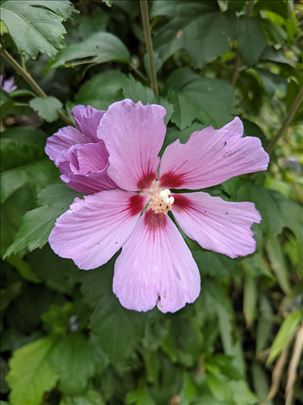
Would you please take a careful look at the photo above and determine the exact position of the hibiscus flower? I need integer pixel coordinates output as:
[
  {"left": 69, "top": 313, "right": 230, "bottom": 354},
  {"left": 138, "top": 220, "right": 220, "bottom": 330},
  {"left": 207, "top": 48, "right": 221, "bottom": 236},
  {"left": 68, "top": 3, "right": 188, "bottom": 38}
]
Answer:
[
  {"left": 45, "top": 105, "right": 115, "bottom": 193},
  {"left": 47, "top": 99, "right": 269, "bottom": 313},
  {"left": 0, "top": 74, "right": 17, "bottom": 93}
]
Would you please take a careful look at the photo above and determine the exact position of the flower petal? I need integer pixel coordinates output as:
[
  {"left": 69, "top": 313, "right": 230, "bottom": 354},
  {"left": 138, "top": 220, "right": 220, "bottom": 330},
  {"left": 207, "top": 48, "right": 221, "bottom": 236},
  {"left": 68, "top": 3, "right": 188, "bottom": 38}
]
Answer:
[
  {"left": 172, "top": 192, "right": 261, "bottom": 259},
  {"left": 58, "top": 142, "right": 116, "bottom": 194},
  {"left": 45, "top": 126, "right": 90, "bottom": 164},
  {"left": 113, "top": 210, "right": 200, "bottom": 313},
  {"left": 159, "top": 117, "right": 269, "bottom": 189},
  {"left": 72, "top": 105, "right": 104, "bottom": 141},
  {"left": 97, "top": 99, "right": 167, "bottom": 191},
  {"left": 49, "top": 190, "right": 146, "bottom": 270}
]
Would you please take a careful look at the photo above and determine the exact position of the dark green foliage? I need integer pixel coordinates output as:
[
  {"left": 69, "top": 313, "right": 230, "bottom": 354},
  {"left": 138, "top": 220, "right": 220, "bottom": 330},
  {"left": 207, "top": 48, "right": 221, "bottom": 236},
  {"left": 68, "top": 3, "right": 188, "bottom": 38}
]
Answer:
[{"left": 1, "top": 1, "right": 302, "bottom": 404}]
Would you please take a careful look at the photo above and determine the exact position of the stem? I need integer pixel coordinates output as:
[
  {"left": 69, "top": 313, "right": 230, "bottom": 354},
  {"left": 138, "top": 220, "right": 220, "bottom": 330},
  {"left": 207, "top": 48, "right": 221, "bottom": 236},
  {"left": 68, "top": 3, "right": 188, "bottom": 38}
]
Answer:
[
  {"left": 230, "top": 0, "right": 254, "bottom": 86},
  {"left": 230, "top": 55, "right": 241, "bottom": 86},
  {"left": 130, "top": 63, "right": 148, "bottom": 83},
  {"left": 267, "top": 87, "right": 303, "bottom": 154},
  {"left": 1, "top": 47, "right": 71, "bottom": 125},
  {"left": 247, "top": 0, "right": 254, "bottom": 16},
  {"left": 140, "top": 0, "right": 158, "bottom": 95}
]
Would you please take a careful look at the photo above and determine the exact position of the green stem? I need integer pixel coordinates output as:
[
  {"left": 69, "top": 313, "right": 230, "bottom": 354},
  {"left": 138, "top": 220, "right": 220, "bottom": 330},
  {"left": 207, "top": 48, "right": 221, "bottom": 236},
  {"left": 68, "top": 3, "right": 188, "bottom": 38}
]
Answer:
[
  {"left": 267, "top": 87, "right": 303, "bottom": 154},
  {"left": 0, "top": 47, "right": 71, "bottom": 125},
  {"left": 140, "top": 0, "right": 158, "bottom": 95}
]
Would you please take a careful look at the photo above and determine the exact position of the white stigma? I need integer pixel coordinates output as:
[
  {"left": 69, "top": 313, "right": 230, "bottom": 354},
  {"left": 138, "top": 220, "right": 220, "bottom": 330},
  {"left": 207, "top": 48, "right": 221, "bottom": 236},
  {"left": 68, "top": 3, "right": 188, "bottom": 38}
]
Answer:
[{"left": 159, "top": 189, "right": 174, "bottom": 204}]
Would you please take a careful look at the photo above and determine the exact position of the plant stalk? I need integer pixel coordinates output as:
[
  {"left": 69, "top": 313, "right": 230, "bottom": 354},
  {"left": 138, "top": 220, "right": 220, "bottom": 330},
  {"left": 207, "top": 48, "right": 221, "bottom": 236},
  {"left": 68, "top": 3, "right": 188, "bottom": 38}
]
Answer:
[
  {"left": 1, "top": 47, "right": 71, "bottom": 125},
  {"left": 267, "top": 87, "right": 303, "bottom": 154},
  {"left": 140, "top": 0, "right": 158, "bottom": 95}
]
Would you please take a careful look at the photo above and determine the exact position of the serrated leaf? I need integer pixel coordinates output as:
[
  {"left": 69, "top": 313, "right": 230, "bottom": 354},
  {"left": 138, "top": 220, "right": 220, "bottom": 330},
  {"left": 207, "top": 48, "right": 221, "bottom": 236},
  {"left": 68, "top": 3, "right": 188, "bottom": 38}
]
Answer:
[
  {"left": 7, "top": 336, "right": 59, "bottom": 405},
  {"left": 51, "top": 334, "right": 95, "bottom": 395},
  {"left": 52, "top": 32, "right": 130, "bottom": 68},
  {"left": 0, "top": 0, "right": 76, "bottom": 59},
  {"left": 0, "top": 160, "right": 58, "bottom": 203},
  {"left": 4, "top": 185, "right": 78, "bottom": 258},
  {"left": 29, "top": 96, "right": 63, "bottom": 123},
  {"left": 267, "top": 310, "right": 302, "bottom": 364},
  {"left": 81, "top": 262, "right": 146, "bottom": 365},
  {"left": 237, "top": 17, "right": 266, "bottom": 65}
]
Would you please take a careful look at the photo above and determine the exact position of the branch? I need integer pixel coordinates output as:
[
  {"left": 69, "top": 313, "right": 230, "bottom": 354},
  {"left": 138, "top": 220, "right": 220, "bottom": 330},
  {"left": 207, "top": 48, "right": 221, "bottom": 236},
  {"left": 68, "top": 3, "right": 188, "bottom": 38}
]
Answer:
[
  {"left": 1, "top": 47, "right": 71, "bottom": 125},
  {"left": 267, "top": 86, "right": 303, "bottom": 154},
  {"left": 140, "top": 0, "right": 158, "bottom": 95}
]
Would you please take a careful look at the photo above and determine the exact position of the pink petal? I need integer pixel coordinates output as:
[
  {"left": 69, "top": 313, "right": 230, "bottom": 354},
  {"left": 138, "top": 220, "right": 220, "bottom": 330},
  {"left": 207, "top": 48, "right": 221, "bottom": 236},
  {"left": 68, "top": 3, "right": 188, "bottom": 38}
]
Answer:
[
  {"left": 72, "top": 105, "right": 104, "bottom": 141},
  {"left": 45, "top": 126, "right": 90, "bottom": 164},
  {"left": 159, "top": 117, "right": 269, "bottom": 189},
  {"left": 58, "top": 142, "right": 116, "bottom": 193},
  {"left": 113, "top": 210, "right": 200, "bottom": 313},
  {"left": 97, "top": 99, "right": 167, "bottom": 191},
  {"left": 49, "top": 190, "right": 146, "bottom": 270},
  {"left": 172, "top": 192, "right": 261, "bottom": 259}
]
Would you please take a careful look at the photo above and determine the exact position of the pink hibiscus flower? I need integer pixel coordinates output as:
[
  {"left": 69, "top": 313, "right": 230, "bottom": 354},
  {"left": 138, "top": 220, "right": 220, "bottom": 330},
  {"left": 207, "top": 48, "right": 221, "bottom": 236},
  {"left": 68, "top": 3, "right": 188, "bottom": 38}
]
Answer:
[
  {"left": 47, "top": 99, "right": 269, "bottom": 313},
  {"left": 45, "top": 105, "right": 116, "bottom": 194}
]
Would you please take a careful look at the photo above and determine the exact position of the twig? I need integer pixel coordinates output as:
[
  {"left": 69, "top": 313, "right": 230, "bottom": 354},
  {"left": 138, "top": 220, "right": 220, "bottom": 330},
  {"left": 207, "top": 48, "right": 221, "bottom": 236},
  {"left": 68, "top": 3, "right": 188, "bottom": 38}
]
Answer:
[
  {"left": 247, "top": 0, "right": 254, "bottom": 16},
  {"left": 0, "top": 47, "right": 71, "bottom": 125},
  {"left": 267, "top": 87, "right": 303, "bottom": 154},
  {"left": 267, "top": 344, "right": 289, "bottom": 401},
  {"left": 285, "top": 326, "right": 303, "bottom": 405},
  {"left": 230, "top": 55, "right": 242, "bottom": 86},
  {"left": 140, "top": 0, "right": 158, "bottom": 95}
]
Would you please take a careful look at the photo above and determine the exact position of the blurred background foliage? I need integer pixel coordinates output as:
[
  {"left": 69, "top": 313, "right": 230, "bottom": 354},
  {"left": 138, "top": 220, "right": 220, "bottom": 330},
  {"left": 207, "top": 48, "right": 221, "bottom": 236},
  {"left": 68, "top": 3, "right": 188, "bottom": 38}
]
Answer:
[{"left": 0, "top": 0, "right": 302, "bottom": 404}]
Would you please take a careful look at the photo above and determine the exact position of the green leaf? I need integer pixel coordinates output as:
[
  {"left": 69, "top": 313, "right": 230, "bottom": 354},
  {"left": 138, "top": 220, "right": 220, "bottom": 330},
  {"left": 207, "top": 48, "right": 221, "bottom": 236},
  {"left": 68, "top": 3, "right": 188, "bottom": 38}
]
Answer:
[
  {"left": 4, "top": 184, "right": 78, "bottom": 258},
  {"left": 0, "top": 89, "right": 14, "bottom": 117},
  {"left": 256, "top": 296, "right": 273, "bottom": 354},
  {"left": 266, "top": 237, "right": 290, "bottom": 294},
  {"left": 0, "top": 0, "right": 76, "bottom": 59},
  {"left": 51, "top": 334, "right": 95, "bottom": 395},
  {"left": 0, "top": 160, "right": 58, "bottom": 203},
  {"left": 126, "top": 387, "right": 155, "bottom": 405},
  {"left": 0, "top": 127, "right": 47, "bottom": 171},
  {"left": 122, "top": 76, "right": 174, "bottom": 123},
  {"left": 237, "top": 17, "right": 266, "bottom": 65},
  {"left": 184, "top": 12, "right": 236, "bottom": 68},
  {"left": 243, "top": 273, "right": 257, "bottom": 328},
  {"left": 0, "top": 186, "right": 35, "bottom": 257},
  {"left": 229, "top": 380, "right": 257, "bottom": 405},
  {"left": 267, "top": 310, "right": 302, "bottom": 364},
  {"left": 75, "top": 70, "right": 128, "bottom": 109},
  {"left": 167, "top": 68, "right": 235, "bottom": 128},
  {"left": 233, "top": 184, "right": 287, "bottom": 238},
  {"left": 29, "top": 96, "right": 63, "bottom": 123},
  {"left": 60, "top": 390, "right": 105, "bottom": 405},
  {"left": 7, "top": 336, "right": 59, "bottom": 405},
  {"left": 81, "top": 262, "right": 146, "bottom": 365},
  {"left": 52, "top": 32, "right": 130, "bottom": 68},
  {"left": 6, "top": 255, "right": 40, "bottom": 283}
]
